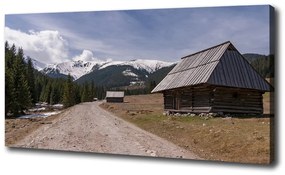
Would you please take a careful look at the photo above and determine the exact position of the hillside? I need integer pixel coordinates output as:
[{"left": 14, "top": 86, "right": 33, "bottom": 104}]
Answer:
[
  {"left": 41, "top": 59, "right": 175, "bottom": 81},
  {"left": 243, "top": 53, "right": 274, "bottom": 78},
  {"left": 26, "top": 53, "right": 273, "bottom": 91},
  {"left": 75, "top": 65, "right": 149, "bottom": 87},
  {"left": 147, "top": 64, "right": 176, "bottom": 84},
  {"left": 243, "top": 53, "right": 267, "bottom": 62}
]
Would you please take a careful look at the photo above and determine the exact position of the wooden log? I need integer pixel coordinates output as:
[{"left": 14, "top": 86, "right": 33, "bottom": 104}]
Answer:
[
  {"left": 213, "top": 94, "right": 262, "bottom": 99},
  {"left": 212, "top": 103, "right": 262, "bottom": 108},
  {"left": 213, "top": 97, "right": 262, "bottom": 101},
  {"left": 212, "top": 108, "right": 262, "bottom": 114},
  {"left": 212, "top": 105, "right": 262, "bottom": 111},
  {"left": 213, "top": 100, "right": 263, "bottom": 105}
]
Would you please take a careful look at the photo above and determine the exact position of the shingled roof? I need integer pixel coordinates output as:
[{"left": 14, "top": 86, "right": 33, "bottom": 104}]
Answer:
[
  {"left": 106, "top": 91, "right": 124, "bottom": 98},
  {"left": 152, "top": 41, "right": 271, "bottom": 93}
]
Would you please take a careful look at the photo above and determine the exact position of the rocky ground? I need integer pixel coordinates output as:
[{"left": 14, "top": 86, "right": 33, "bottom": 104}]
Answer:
[{"left": 7, "top": 101, "right": 199, "bottom": 160}]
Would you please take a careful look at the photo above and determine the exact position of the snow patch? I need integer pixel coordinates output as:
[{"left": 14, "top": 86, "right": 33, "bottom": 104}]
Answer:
[
  {"left": 28, "top": 107, "right": 46, "bottom": 112},
  {"left": 24, "top": 56, "right": 47, "bottom": 71},
  {"left": 52, "top": 104, "right": 64, "bottom": 108},
  {"left": 43, "top": 60, "right": 103, "bottom": 80},
  {"left": 18, "top": 111, "right": 62, "bottom": 119},
  {"left": 130, "top": 81, "right": 145, "bottom": 86},
  {"left": 99, "top": 59, "right": 174, "bottom": 73},
  {"left": 122, "top": 69, "right": 138, "bottom": 77}
]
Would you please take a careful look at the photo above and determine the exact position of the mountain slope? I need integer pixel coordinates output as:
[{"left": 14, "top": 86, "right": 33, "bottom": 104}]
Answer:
[
  {"left": 28, "top": 53, "right": 272, "bottom": 91},
  {"left": 243, "top": 53, "right": 273, "bottom": 78},
  {"left": 243, "top": 53, "right": 267, "bottom": 63},
  {"left": 76, "top": 65, "right": 150, "bottom": 87},
  {"left": 147, "top": 64, "right": 176, "bottom": 84},
  {"left": 41, "top": 59, "right": 174, "bottom": 81},
  {"left": 24, "top": 57, "right": 47, "bottom": 71},
  {"left": 42, "top": 60, "right": 102, "bottom": 80},
  {"left": 99, "top": 59, "right": 174, "bottom": 73}
]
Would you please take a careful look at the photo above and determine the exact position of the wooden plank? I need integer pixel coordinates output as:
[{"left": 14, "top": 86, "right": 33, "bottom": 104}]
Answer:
[
  {"left": 212, "top": 108, "right": 262, "bottom": 114},
  {"left": 212, "top": 98, "right": 262, "bottom": 103},
  {"left": 213, "top": 92, "right": 262, "bottom": 97},
  {"left": 214, "top": 89, "right": 261, "bottom": 94},
  {"left": 213, "top": 95, "right": 262, "bottom": 100},
  {"left": 212, "top": 105, "right": 262, "bottom": 111},
  {"left": 213, "top": 102, "right": 262, "bottom": 106},
  {"left": 214, "top": 86, "right": 262, "bottom": 93}
]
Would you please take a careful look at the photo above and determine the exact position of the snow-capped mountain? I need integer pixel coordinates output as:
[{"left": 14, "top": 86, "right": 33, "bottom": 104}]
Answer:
[
  {"left": 42, "top": 60, "right": 103, "bottom": 80},
  {"left": 99, "top": 59, "right": 175, "bottom": 73},
  {"left": 40, "top": 59, "right": 175, "bottom": 80},
  {"left": 24, "top": 57, "right": 47, "bottom": 71}
]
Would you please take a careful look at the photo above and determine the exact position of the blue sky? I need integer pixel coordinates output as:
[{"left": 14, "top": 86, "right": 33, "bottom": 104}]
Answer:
[{"left": 5, "top": 5, "right": 270, "bottom": 64}]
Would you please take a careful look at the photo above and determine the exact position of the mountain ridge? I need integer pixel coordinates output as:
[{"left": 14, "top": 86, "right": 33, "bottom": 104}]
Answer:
[
  {"left": 39, "top": 58, "right": 175, "bottom": 81},
  {"left": 27, "top": 53, "right": 271, "bottom": 89}
]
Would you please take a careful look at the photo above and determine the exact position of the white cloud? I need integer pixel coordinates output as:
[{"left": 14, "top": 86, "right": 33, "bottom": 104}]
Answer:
[
  {"left": 106, "top": 58, "right": 113, "bottom": 62},
  {"left": 72, "top": 49, "right": 101, "bottom": 62},
  {"left": 4, "top": 27, "right": 69, "bottom": 64}
]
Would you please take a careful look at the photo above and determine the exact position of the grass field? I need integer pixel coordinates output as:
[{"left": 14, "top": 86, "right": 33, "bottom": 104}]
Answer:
[{"left": 100, "top": 93, "right": 273, "bottom": 164}]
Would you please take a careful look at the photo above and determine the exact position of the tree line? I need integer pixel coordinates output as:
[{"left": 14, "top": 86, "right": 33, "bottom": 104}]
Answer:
[
  {"left": 6, "top": 41, "right": 273, "bottom": 118},
  {"left": 250, "top": 55, "right": 274, "bottom": 78},
  {"left": 243, "top": 53, "right": 274, "bottom": 78},
  {"left": 5, "top": 42, "right": 107, "bottom": 118}
]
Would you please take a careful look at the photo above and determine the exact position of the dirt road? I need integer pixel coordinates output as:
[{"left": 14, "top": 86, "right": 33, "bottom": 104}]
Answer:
[{"left": 11, "top": 102, "right": 199, "bottom": 159}]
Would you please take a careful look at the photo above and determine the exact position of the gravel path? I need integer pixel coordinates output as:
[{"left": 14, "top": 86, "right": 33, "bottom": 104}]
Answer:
[{"left": 12, "top": 102, "right": 199, "bottom": 160}]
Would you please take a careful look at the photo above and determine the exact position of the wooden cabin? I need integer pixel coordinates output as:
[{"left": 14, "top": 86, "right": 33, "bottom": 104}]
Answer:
[
  {"left": 151, "top": 41, "right": 272, "bottom": 114},
  {"left": 106, "top": 91, "right": 124, "bottom": 103}
]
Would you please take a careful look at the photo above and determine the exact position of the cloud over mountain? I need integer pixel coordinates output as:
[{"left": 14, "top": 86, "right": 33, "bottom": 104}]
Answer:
[
  {"left": 4, "top": 27, "right": 69, "bottom": 64},
  {"left": 72, "top": 50, "right": 102, "bottom": 62}
]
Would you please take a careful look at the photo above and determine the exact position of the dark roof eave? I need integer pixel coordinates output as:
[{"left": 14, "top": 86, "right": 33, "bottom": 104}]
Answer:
[{"left": 151, "top": 83, "right": 272, "bottom": 93}]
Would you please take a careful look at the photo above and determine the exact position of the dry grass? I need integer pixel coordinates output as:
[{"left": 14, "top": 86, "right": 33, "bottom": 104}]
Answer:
[
  {"left": 5, "top": 113, "right": 62, "bottom": 146},
  {"left": 100, "top": 93, "right": 272, "bottom": 164}
]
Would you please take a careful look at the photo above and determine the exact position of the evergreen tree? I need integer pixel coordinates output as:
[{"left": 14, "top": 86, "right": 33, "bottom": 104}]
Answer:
[
  {"left": 49, "top": 87, "right": 55, "bottom": 105},
  {"left": 149, "top": 80, "right": 157, "bottom": 93},
  {"left": 40, "top": 80, "right": 52, "bottom": 102},
  {"left": 90, "top": 80, "right": 95, "bottom": 100},
  {"left": 11, "top": 50, "right": 32, "bottom": 115},
  {"left": 5, "top": 43, "right": 16, "bottom": 69},
  {"left": 63, "top": 74, "right": 76, "bottom": 107},
  {"left": 5, "top": 67, "right": 14, "bottom": 117},
  {"left": 81, "top": 82, "right": 93, "bottom": 102},
  {"left": 52, "top": 81, "right": 62, "bottom": 104},
  {"left": 81, "top": 83, "right": 88, "bottom": 102},
  {"left": 5, "top": 41, "right": 78, "bottom": 116},
  {"left": 74, "top": 84, "right": 82, "bottom": 104},
  {"left": 18, "top": 73, "right": 32, "bottom": 112},
  {"left": 27, "top": 57, "right": 36, "bottom": 103},
  {"left": 96, "top": 86, "right": 106, "bottom": 100},
  {"left": 34, "top": 78, "right": 43, "bottom": 102}
]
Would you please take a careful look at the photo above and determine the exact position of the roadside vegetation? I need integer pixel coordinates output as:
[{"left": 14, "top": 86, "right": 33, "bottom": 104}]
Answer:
[{"left": 5, "top": 42, "right": 104, "bottom": 118}]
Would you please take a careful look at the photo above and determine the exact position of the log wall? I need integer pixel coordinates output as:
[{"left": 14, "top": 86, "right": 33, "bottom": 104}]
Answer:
[
  {"left": 163, "top": 85, "right": 264, "bottom": 114},
  {"left": 211, "top": 86, "right": 263, "bottom": 114},
  {"left": 106, "top": 97, "right": 124, "bottom": 103}
]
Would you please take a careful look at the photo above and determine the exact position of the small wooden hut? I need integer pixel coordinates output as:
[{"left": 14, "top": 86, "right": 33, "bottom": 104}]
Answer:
[
  {"left": 106, "top": 91, "right": 124, "bottom": 103},
  {"left": 151, "top": 41, "right": 272, "bottom": 114}
]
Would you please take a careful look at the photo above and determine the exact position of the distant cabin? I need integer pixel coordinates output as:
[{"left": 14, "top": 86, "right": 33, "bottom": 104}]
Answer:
[
  {"left": 106, "top": 91, "right": 124, "bottom": 103},
  {"left": 151, "top": 41, "right": 272, "bottom": 114}
]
